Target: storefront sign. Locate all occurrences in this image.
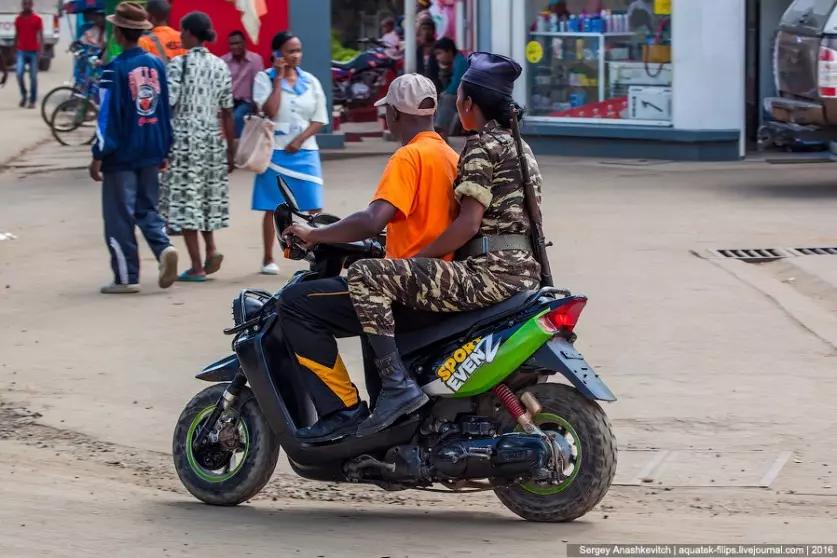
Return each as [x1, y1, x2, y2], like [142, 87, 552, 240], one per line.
[526, 40, 544, 64]
[654, 0, 671, 15]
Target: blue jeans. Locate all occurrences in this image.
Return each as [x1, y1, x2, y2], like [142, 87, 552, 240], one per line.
[102, 166, 171, 285]
[16, 51, 39, 104]
[233, 102, 251, 138]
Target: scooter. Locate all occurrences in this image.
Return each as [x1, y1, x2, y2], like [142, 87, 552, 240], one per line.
[332, 38, 401, 108]
[171, 178, 618, 522]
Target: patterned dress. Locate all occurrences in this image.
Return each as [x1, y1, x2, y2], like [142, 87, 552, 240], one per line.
[160, 47, 234, 232]
[347, 120, 543, 337]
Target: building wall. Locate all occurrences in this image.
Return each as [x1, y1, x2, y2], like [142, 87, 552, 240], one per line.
[671, 0, 746, 156]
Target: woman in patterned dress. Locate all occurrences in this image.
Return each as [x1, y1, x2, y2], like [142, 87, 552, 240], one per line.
[160, 11, 235, 282]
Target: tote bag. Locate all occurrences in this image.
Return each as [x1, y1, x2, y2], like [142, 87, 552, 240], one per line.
[235, 114, 275, 174]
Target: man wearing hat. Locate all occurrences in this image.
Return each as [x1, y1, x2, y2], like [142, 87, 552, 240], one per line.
[90, 2, 178, 294]
[271, 73, 460, 443]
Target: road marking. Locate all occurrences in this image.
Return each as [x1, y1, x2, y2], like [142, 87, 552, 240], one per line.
[629, 450, 670, 485]
[758, 451, 793, 488]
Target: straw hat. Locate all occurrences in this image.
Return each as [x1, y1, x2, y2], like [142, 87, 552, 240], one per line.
[106, 2, 153, 30]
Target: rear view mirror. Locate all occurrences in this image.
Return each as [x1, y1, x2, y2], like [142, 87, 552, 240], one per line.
[276, 176, 301, 214]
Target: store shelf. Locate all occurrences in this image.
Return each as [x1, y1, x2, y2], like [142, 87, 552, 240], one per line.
[530, 32, 636, 38]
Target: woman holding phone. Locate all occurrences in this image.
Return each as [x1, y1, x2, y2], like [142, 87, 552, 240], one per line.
[251, 31, 329, 275]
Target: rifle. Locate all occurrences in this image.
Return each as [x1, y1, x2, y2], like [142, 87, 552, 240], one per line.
[509, 105, 554, 288]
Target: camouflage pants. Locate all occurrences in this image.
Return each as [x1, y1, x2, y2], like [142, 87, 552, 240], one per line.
[347, 253, 540, 337]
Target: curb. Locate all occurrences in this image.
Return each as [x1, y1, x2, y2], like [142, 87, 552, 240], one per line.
[709, 258, 837, 350]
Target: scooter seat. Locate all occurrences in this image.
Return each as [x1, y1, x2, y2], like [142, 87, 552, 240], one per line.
[395, 290, 539, 356]
[332, 59, 356, 70]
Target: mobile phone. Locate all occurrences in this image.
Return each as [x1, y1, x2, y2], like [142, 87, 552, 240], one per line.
[272, 50, 284, 62]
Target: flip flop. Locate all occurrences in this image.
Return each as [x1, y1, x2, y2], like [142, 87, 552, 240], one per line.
[204, 252, 224, 275]
[177, 271, 207, 282]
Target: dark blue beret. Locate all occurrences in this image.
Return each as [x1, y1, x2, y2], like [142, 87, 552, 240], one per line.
[461, 52, 522, 97]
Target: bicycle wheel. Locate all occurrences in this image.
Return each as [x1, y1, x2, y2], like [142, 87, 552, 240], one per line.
[41, 86, 78, 127]
[50, 98, 99, 147]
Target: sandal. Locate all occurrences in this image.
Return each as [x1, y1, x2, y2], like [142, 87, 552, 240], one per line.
[177, 271, 207, 282]
[204, 252, 224, 275]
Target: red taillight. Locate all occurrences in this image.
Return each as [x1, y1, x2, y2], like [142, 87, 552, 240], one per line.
[819, 46, 837, 98]
[53, 15, 59, 31]
[540, 298, 587, 333]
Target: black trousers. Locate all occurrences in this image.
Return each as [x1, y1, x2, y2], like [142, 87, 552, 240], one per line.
[277, 276, 436, 417]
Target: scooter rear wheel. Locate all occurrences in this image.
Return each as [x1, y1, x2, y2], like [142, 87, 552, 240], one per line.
[493, 383, 617, 522]
[173, 383, 280, 506]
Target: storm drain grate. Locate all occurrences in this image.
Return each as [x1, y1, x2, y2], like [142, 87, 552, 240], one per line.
[694, 246, 837, 263]
[790, 246, 837, 256]
[697, 248, 791, 263]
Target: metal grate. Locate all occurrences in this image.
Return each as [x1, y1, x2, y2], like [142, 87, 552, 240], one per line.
[698, 248, 790, 263]
[694, 246, 837, 263]
[790, 246, 837, 256]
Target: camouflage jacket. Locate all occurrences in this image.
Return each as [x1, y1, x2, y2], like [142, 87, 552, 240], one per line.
[453, 120, 542, 287]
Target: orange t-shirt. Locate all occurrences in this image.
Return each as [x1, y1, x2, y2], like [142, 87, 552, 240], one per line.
[373, 131, 459, 260]
[139, 26, 188, 62]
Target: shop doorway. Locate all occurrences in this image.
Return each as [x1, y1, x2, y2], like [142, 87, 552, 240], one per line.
[745, 0, 793, 147]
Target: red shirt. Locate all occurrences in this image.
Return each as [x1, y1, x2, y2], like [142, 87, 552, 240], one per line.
[15, 13, 42, 52]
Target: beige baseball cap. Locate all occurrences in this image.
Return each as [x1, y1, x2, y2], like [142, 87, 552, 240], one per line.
[375, 74, 438, 116]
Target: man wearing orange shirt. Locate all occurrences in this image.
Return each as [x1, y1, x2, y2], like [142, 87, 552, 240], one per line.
[277, 74, 459, 442]
[138, 0, 186, 64]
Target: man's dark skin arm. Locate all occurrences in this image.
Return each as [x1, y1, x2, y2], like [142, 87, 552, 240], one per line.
[283, 200, 397, 246]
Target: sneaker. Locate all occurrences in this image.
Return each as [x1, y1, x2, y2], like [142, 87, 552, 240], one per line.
[101, 282, 141, 294]
[158, 246, 179, 289]
[19, 99, 25, 108]
[26, 101, 35, 109]
[261, 262, 279, 275]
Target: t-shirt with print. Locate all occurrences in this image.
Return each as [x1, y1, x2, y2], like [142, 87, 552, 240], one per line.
[139, 26, 188, 62]
[372, 131, 459, 260]
[15, 13, 42, 52]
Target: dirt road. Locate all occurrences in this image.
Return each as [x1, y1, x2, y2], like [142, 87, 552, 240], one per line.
[1, 151, 836, 556]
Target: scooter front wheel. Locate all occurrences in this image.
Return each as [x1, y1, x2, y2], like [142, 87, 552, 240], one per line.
[172, 383, 280, 506]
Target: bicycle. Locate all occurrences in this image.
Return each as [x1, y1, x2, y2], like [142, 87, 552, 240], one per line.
[48, 42, 102, 147]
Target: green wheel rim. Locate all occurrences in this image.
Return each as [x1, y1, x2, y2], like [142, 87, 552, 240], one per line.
[516, 412, 582, 495]
[185, 406, 250, 483]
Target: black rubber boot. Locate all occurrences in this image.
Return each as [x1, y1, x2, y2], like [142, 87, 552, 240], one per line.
[356, 353, 429, 437]
[297, 402, 369, 443]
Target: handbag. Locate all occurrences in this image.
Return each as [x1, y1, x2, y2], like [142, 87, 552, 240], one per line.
[234, 113, 275, 174]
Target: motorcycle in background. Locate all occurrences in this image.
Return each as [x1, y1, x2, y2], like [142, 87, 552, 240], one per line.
[332, 38, 402, 109]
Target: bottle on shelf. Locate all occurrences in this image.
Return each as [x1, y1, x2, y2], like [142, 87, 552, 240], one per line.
[601, 9, 610, 33]
[549, 13, 558, 33]
[568, 14, 578, 32]
[536, 14, 548, 33]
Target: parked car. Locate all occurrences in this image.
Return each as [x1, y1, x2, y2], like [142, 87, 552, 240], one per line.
[0, 0, 61, 72]
[761, 0, 837, 150]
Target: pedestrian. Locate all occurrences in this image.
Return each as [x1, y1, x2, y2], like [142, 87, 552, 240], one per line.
[433, 37, 467, 139]
[415, 16, 441, 94]
[138, 0, 187, 64]
[379, 17, 402, 60]
[14, 0, 42, 109]
[222, 30, 264, 138]
[251, 31, 328, 275]
[80, 8, 107, 51]
[89, 1, 179, 295]
[160, 11, 235, 282]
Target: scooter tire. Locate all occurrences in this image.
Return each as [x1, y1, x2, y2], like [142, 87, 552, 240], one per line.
[172, 383, 280, 506]
[493, 383, 617, 522]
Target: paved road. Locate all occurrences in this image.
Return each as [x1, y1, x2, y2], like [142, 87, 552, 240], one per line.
[2, 146, 837, 555]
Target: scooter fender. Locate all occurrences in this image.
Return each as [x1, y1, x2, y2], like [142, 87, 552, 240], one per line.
[196, 354, 240, 382]
[526, 338, 617, 402]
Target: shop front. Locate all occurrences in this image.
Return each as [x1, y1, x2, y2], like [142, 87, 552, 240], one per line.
[483, 0, 747, 161]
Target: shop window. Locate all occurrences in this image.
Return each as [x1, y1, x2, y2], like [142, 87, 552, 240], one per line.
[525, 0, 673, 125]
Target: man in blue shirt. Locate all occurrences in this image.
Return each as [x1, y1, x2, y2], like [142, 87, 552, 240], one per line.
[89, 2, 178, 294]
[433, 37, 467, 140]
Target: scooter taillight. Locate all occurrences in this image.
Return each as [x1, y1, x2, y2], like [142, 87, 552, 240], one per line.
[540, 298, 587, 334]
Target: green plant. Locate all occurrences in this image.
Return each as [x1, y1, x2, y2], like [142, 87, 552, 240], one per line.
[331, 30, 360, 62]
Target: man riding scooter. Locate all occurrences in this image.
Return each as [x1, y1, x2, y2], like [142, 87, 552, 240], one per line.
[278, 74, 459, 442]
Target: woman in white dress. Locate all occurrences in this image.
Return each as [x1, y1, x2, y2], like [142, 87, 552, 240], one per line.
[251, 31, 329, 275]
